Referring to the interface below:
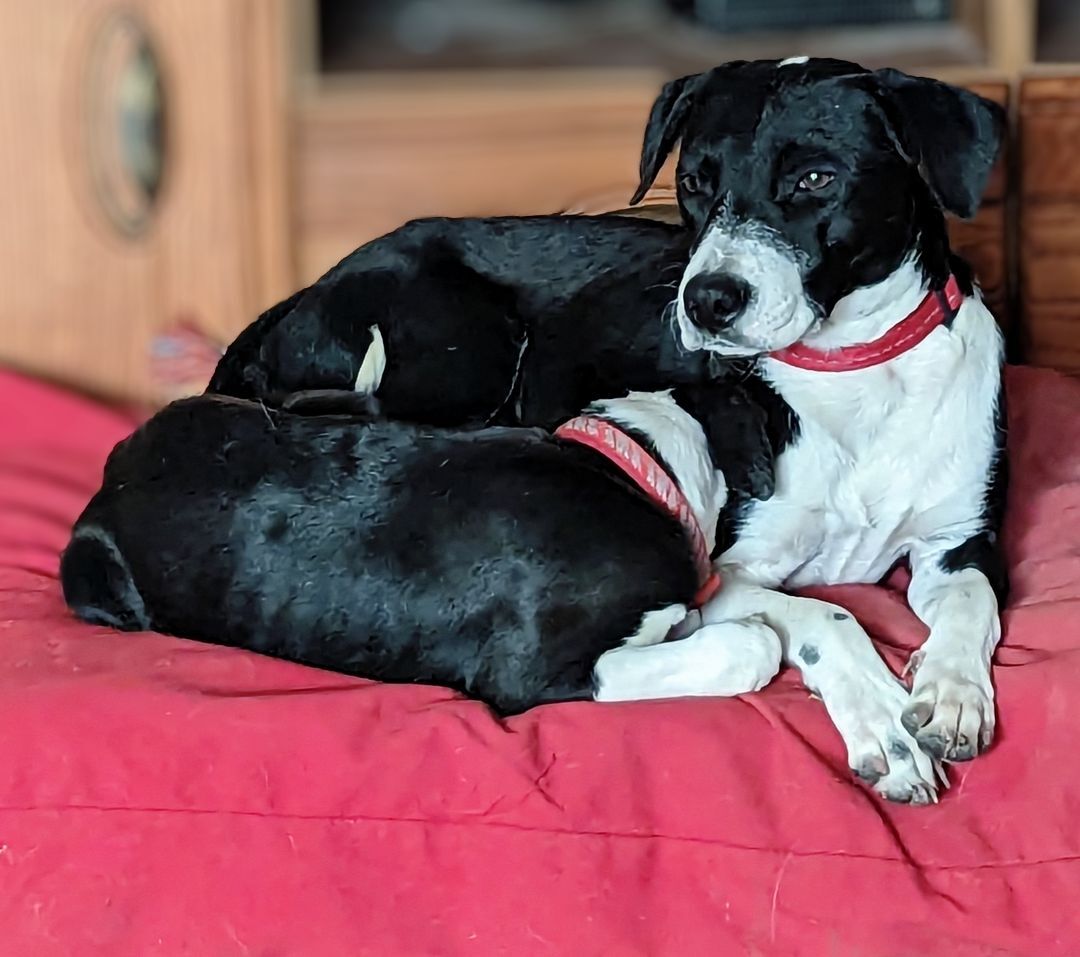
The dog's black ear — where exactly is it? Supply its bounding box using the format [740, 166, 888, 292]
[631, 73, 702, 206]
[874, 69, 1006, 220]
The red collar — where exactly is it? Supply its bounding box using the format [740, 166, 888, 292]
[554, 415, 721, 608]
[768, 275, 963, 372]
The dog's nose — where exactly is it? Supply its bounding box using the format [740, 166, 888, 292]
[683, 273, 751, 332]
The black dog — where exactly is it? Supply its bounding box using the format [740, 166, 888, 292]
[62, 388, 782, 716]
[209, 216, 710, 431]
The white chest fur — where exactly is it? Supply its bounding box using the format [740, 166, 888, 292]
[720, 288, 1004, 588]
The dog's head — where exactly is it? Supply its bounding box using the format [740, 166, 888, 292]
[631, 58, 1006, 355]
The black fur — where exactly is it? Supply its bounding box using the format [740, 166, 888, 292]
[62, 396, 709, 715]
[209, 216, 710, 431]
[672, 371, 799, 555]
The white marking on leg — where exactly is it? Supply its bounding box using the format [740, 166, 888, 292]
[593, 617, 781, 702]
[903, 562, 1000, 761]
[354, 325, 386, 394]
[779, 55, 809, 66]
[622, 603, 687, 647]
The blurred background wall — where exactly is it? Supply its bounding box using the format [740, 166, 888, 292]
[0, 0, 1073, 401]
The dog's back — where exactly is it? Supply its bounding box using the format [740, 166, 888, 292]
[62, 396, 697, 713]
[206, 216, 704, 428]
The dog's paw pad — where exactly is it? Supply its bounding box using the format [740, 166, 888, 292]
[902, 668, 994, 763]
[841, 695, 940, 805]
[851, 754, 888, 785]
[900, 701, 932, 736]
[879, 778, 938, 806]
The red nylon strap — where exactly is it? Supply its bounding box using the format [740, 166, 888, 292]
[554, 415, 721, 609]
[769, 275, 963, 372]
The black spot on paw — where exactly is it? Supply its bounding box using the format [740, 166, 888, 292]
[887, 738, 912, 761]
[798, 643, 820, 665]
[833, 612, 849, 621]
[852, 756, 887, 784]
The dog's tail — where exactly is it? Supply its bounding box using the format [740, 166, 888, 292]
[60, 527, 150, 631]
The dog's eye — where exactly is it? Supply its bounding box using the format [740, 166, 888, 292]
[678, 172, 705, 194]
[797, 170, 835, 192]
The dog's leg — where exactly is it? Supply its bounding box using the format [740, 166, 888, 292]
[901, 558, 1001, 762]
[593, 610, 782, 702]
[703, 575, 941, 804]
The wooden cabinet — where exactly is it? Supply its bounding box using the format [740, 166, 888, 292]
[1021, 74, 1080, 372]
[292, 71, 669, 283]
[0, 0, 291, 402]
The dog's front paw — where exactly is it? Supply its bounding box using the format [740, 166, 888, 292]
[836, 681, 942, 805]
[842, 699, 946, 803]
[902, 654, 995, 762]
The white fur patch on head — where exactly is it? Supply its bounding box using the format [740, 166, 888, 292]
[677, 217, 818, 354]
[780, 55, 809, 67]
[354, 325, 386, 394]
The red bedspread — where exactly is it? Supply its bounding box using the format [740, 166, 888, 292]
[1, 366, 1079, 956]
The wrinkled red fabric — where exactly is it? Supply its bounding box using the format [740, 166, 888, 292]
[1, 365, 1078, 957]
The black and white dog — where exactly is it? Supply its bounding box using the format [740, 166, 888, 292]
[618, 56, 1007, 803]
[64, 58, 1006, 805]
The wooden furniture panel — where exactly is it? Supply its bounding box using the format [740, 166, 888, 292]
[0, 0, 291, 403]
[147, 0, 294, 355]
[948, 80, 1011, 325]
[1023, 308, 1080, 369]
[1021, 73, 1080, 372]
[0, 2, 158, 400]
[292, 71, 668, 284]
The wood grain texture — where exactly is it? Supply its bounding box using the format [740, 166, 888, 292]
[292, 70, 671, 283]
[0, 0, 291, 403]
[1021, 73, 1080, 372]
[0, 1, 157, 400]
